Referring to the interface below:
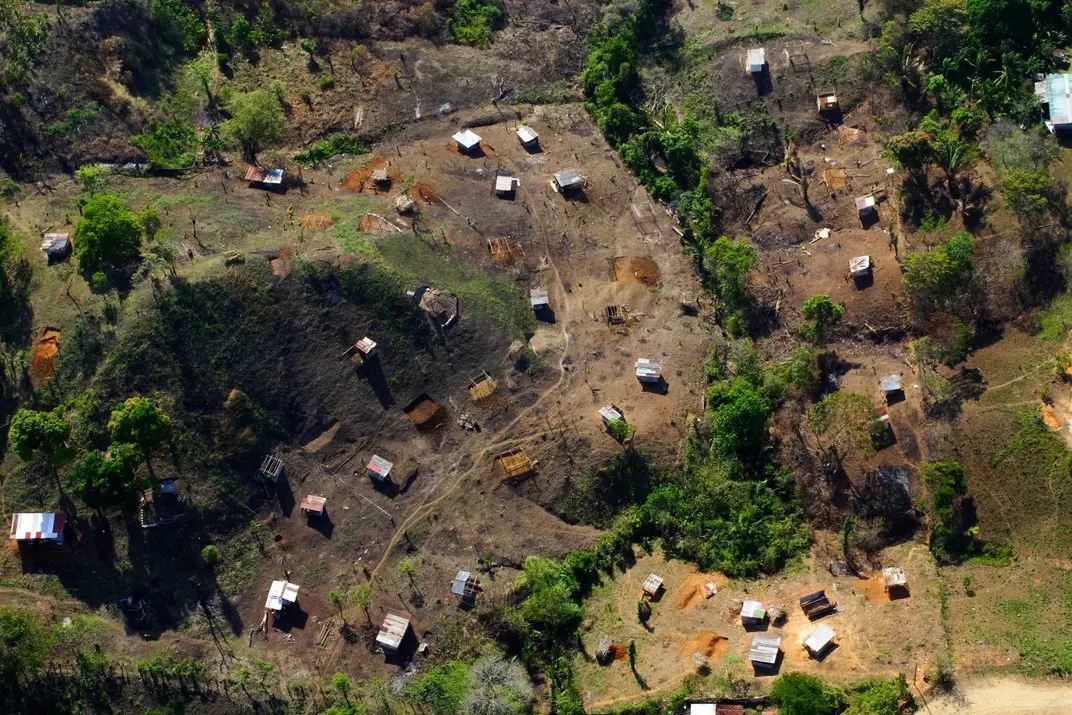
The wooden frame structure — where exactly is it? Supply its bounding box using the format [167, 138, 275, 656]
[496, 448, 536, 480]
[469, 371, 497, 401]
[785, 41, 810, 71]
[799, 589, 837, 620]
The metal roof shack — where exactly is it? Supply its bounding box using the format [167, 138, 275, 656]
[746, 48, 766, 73]
[635, 358, 663, 383]
[883, 566, 908, 591]
[748, 634, 781, 667]
[452, 129, 482, 153]
[881, 374, 902, 394]
[741, 600, 766, 624]
[800, 589, 836, 620]
[355, 337, 377, 356]
[600, 405, 624, 425]
[530, 288, 550, 311]
[9, 512, 66, 544]
[451, 570, 481, 601]
[371, 168, 390, 185]
[641, 573, 664, 598]
[259, 454, 284, 482]
[366, 455, 393, 482]
[517, 125, 539, 148]
[854, 194, 877, 219]
[244, 166, 284, 185]
[553, 169, 583, 192]
[495, 175, 520, 195]
[816, 92, 839, 112]
[41, 233, 71, 262]
[849, 255, 871, 279]
[803, 623, 837, 658]
[376, 609, 412, 654]
[264, 580, 300, 611]
[1047, 74, 1072, 130]
[299, 495, 327, 516]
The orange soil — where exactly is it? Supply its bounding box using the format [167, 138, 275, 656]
[672, 573, 725, 610]
[28, 328, 61, 384]
[611, 257, 662, 287]
[680, 631, 728, 661]
[299, 212, 335, 229]
[341, 156, 398, 193]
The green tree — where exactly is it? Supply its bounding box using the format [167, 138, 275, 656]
[108, 397, 172, 476]
[464, 656, 533, 715]
[882, 130, 933, 174]
[1001, 168, 1054, 216]
[201, 544, 221, 567]
[448, 0, 503, 48]
[223, 89, 285, 162]
[922, 458, 967, 517]
[73, 193, 144, 276]
[130, 117, 198, 169]
[332, 672, 352, 702]
[702, 236, 758, 312]
[0, 0, 49, 83]
[69, 445, 147, 513]
[348, 585, 372, 626]
[328, 588, 344, 620]
[0, 608, 49, 687]
[408, 660, 470, 713]
[637, 599, 651, 624]
[800, 294, 845, 344]
[8, 407, 69, 465]
[845, 675, 910, 715]
[809, 392, 877, 467]
[706, 377, 771, 457]
[512, 557, 584, 648]
[901, 231, 974, 311]
[771, 672, 846, 715]
[0, 217, 31, 338]
[606, 418, 635, 442]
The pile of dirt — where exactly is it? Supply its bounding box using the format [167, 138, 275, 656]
[342, 156, 398, 193]
[409, 182, 443, 203]
[680, 632, 727, 661]
[611, 257, 662, 287]
[673, 573, 723, 610]
[299, 212, 335, 229]
[28, 328, 61, 384]
[270, 247, 295, 277]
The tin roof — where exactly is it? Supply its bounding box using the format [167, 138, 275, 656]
[376, 609, 412, 650]
[244, 166, 284, 184]
[600, 406, 623, 423]
[451, 570, 472, 596]
[265, 580, 300, 610]
[530, 288, 550, 307]
[495, 176, 519, 192]
[517, 126, 538, 144]
[356, 337, 377, 354]
[642, 573, 664, 594]
[854, 194, 876, 212]
[10, 512, 65, 542]
[689, 706, 717, 715]
[804, 623, 836, 654]
[849, 255, 871, 275]
[367, 455, 393, 478]
[741, 600, 766, 620]
[881, 374, 902, 392]
[554, 169, 582, 188]
[299, 495, 327, 514]
[883, 566, 907, 587]
[41, 233, 70, 252]
[452, 129, 482, 149]
[747, 48, 766, 69]
[1048, 74, 1072, 125]
[635, 358, 662, 379]
[749, 634, 781, 664]
[260, 454, 284, 479]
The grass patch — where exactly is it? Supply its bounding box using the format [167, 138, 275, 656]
[334, 222, 376, 255]
[994, 573, 1072, 675]
[1036, 293, 1072, 340]
[294, 134, 367, 166]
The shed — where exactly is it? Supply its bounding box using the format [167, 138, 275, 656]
[883, 566, 907, 591]
[800, 590, 836, 620]
[264, 580, 300, 611]
[371, 168, 390, 185]
[746, 48, 767, 73]
[635, 358, 663, 383]
[495, 175, 520, 196]
[880, 374, 902, 396]
[394, 194, 417, 215]
[688, 705, 717, 715]
[641, 573, 664, 598]
[9, 512, 66, 544]
[451, 570, 480, 600]
[41, 233, 71, 262]
[741, 600, 767, 623]
[469, 372, 498, 401]
[600, 405, 624, 426]
[355, 337, 377, 357]
[376, 609, 412, 653]
[244, 166, 285, 186]
[824, 167, 847, 189]
[816, 92, 839, 112]
[299, 495, 327, 516]
[530, 288, 550, 311]
[748, 634, 781, 667]
[366, 455, 394, 482]
[849, 255, 871, 279]
[496, 448, 536, 480]
[1047, 74, 1072, 130]
[854, 194, 877, 219]
[803, 623, 837, 657]
[159, 479, 179, 495]
[452, 129, 482, 153]
[259, 454, 284, 482]
[517, 125, 539, 148]
[553, 169, 583, 192]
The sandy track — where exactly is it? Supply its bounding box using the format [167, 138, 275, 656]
[925, 677, 1072, 714]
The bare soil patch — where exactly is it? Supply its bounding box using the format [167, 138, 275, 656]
[28, 328, 61, 384]
[672, 572, 725, 610]
[299, 212, 335, 229]
[611, 256, 662, 287]
[342, 156, 399, 194]
[681, 631, 727, 661]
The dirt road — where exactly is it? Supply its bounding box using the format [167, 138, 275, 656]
[926, 677, 1072, 714]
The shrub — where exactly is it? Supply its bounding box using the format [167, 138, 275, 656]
[74, 194, 144, 275]
[201, 545, 221, 567]
[800, 294, 844, 344]
[295, 134, 367, 165]
[318, 74, 335, 89]
[223, 90, 285, 161]
[771, 672, 846, 715]
[448, 0, 503, 48]
[606, 418, 635, 442]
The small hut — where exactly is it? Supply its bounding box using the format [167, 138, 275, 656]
[264, 580, 300, 612]
[883, 566, 908, 595]
[355, 337, 377, 358]
[9, 512, 66, 545]
[635, 358, 663, 384]
[824, 167, 847, 189]
[469, 372, 497, 401]
[496, 448, 536, 480]
[849, 255, 871, 280]
[371, 167, 390, 188]
[605, 305, 626, 324]
[803, 623, 837, 658]
[881, 374, 903, 402]
[816, 92, 839, 113]
[517, 125, 539, 149]
[366, 455, 394, 483]
[394, 194, 417, 215]
[452, 129, 482, 154]
[495, 175, 520, 197]
[799, 590, 836, 620]
[600, 405, 624, 426]
[746, 48, 767, 74]
[259, 455, 284, 483]
[451, 570, 481, 602]
[595, 636, 614, 665]
[244, 166, 285, 188]
[855, 194, 877, 222]
[748, 634, 781, 669]
[376, 609, 412, 654]
[41, 233, 71, 263]
[299, 495, 327, 517]
[553, 169, 583, 193]
[530, 288, 550, 314]
[741, 600, 767, 625]
[641, 573, 664, 599]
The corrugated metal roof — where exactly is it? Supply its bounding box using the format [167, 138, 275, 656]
[10, 512, 65, 542]
[367, 455, 393, 479]
[41, 233, 70, 253]
[883, 566, 907, 587]
[452, 130, 482, 149]
[495, 176, 519, 192]
[517, 126, 538, 145]
[749, 634, 781, 664]
[741, 600, 766, 620]
[849, 255, 871, 276]
[804, 623, 836, 654]
[554, 169, 582, 188]
[600, 406, 623, 424]
[642, 573, 664, 594]
[747, 48, 766, 72]
[855, 194, 876, 212]
[377, 609, 412, 650]
[300, 495, 326, 513]
[244, 166, 284, 184]
[635, 358, 662, 380]
[265, 580, 300, 610]
[689, 705, 717, 715]
[530, 288, 550, 307]
[1049, 74, 1072, 124]
[881, 374, 902, 392]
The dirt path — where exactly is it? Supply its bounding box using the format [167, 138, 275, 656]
[924, 677, 1072, 714]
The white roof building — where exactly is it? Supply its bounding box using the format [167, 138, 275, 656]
[452, 129, 482, 152]
[517, 126, 539, 147]
[635, 358, 663, 383]
[855, 194, 877, 216]
[803, 623, 837, 657]
[530, 288, 550, 309]
[849, 255, 871, 278]
[376, 609, 412, 653]
[366, 455, 393, 482]
[355, 337, 377, 355]
[599, 406, 623, 425]
[495, 176, 520, 194]
[9, 512, 65, 544]
[741, 600, 767, 622]
[265, 580, 300, 611]
[747, 48, 767, 73]
[749, 634, 781, 666]
[553, 169, 583, 191]
[883, 566, 907, 589]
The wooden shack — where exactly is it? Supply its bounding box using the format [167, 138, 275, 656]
[496, 448, 536, 480]
[799, 590, 836, 620]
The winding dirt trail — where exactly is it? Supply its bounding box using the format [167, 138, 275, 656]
[924, 677, 1072, 714]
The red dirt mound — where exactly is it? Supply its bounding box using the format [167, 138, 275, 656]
[611, 257, 662, 287]
[28, 328, 61, 384]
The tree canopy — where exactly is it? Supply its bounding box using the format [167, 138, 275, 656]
[800, 295, 845, 344]
[0, 608, 49, 687]
[224, 89, 285, 161]
[73, 193, 144, 275]
[69, 445, 148, 512]
[108, 397, 173, 461]
[8, 407, 69, 463]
